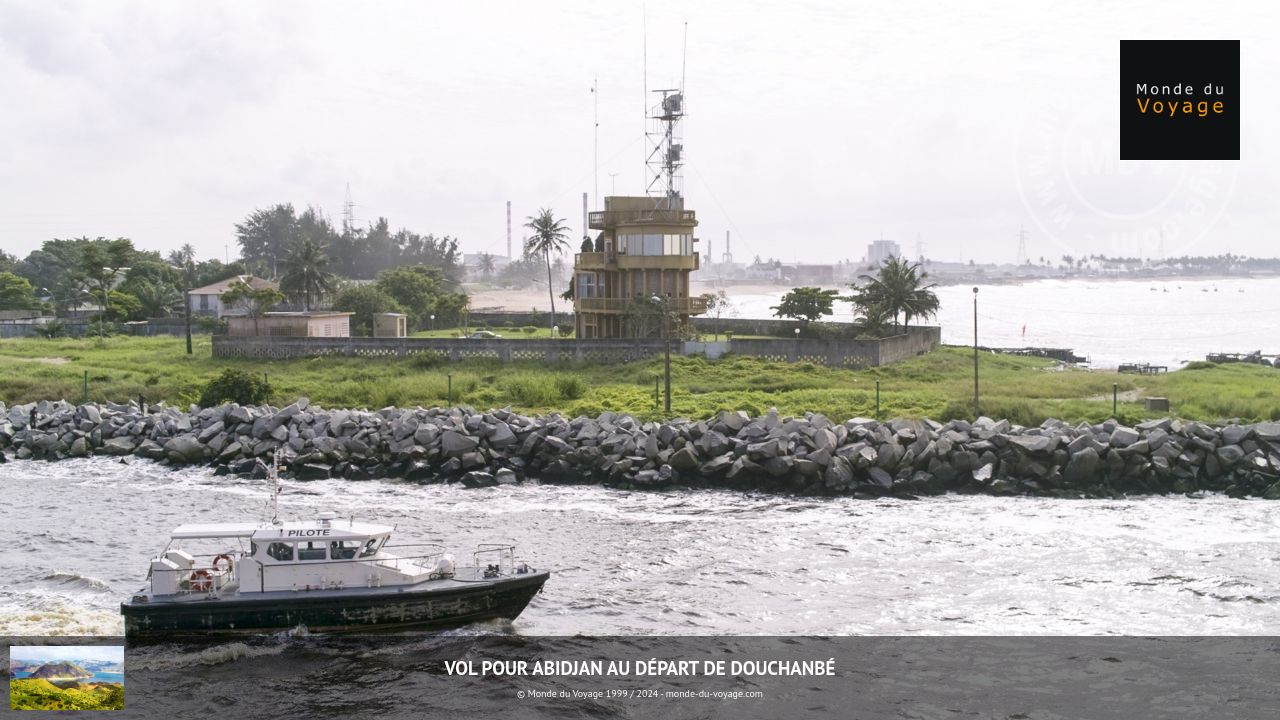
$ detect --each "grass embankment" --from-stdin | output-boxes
[0,336,1277,425]
[9,679,124,711]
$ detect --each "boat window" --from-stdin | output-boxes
[330,540,361,560]
[298,541,326,562]
[266,542,294,562]
[359,537,384,558]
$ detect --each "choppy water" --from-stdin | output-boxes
[728,276,1280,368]
[3,458,1280,637]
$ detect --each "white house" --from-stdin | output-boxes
[188,275,277,317]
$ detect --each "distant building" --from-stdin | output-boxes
[744,259,783,282]
[865,240,901,268]
[227,311,352,338]
[188,275,278,317]
[463,253,511,279]
[373,312,408,338]
[782,264,835,285]
[571,195,707,339]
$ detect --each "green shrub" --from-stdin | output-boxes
[555,375,587,400]
[194,315,227,334]
[522,326,538,335]
[31,320,66,339]
[85,320,119,337]
[1183,360,1216,370]
[199,368,272,407]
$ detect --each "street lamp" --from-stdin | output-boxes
[794,326,801,361]
[972,287,979,419]
[430,314,435,332]
[652,295,671,415]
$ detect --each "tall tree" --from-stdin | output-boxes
[279,236,335,310]
[523,208,571,332]
[374,265,466,329]
[700,290,732,340]
[477,252,496,278]
[771,287,839,326]
[221,280,284,335]
[0,272,38,310]
[131,280,182,318]
[167,243,196,268]
[235,204,297,278]
[846,256,939,331]
[0,250,15,273]
[78,238,135,336]
[332,283,403,336]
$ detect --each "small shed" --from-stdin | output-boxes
[227,312,353,338]
[374,313,408,338]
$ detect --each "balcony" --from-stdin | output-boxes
[574,253,700,271]
[575,296,710,315]
[588,209,697,229]
[575,252,608,270]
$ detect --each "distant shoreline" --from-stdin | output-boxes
[467,273,1280,312]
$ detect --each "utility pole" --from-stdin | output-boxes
[972,287,980,418]
[184,289,193,355]
[653,295,672,415]
[506,201,512,260]
[592,76,599,209]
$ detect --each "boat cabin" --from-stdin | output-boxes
[147,511,445,597]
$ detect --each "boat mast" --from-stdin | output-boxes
[269,449,283,526]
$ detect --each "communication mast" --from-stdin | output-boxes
[1016,225,1029,266]
[646,88,685,201]
[342,184,357,234]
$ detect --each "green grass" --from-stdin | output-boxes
[0,336,1277,425]
[9,679,124,711]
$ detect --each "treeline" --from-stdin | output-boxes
[0,237,244,318]
[235,203,463,284]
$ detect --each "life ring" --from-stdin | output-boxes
[189,569,213,593]
[213,554,234,572]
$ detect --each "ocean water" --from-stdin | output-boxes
[3,458,1280,638]
[11,670,124,684]
[725,276,1280,368]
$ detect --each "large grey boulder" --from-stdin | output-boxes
[163,435,205,462]
[441,430,479,457]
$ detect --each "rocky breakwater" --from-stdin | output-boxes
[3,399,1280,499]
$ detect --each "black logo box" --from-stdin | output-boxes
[1120,39,1239,160]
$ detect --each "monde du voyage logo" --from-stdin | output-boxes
[1120,40,1239,160]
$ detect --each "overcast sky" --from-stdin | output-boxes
[11,645,123,664]
[2,1,1276,265]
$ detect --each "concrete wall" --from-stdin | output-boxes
[213,336,675,363]
[212,327,941,368]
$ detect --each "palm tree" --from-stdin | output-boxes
[847,256,939,332]
[478,252,496,278]
[523,208,571,331]
[132,280,182,318]
[167,244,196,268]
[279,236,335,310]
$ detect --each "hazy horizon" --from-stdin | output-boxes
[3,1,1277,266]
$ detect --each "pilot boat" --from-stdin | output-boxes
[121,460,548,638]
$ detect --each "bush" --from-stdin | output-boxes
[522,326,538,335]
[1184,360,1217,370]
[555,375,587,400]
[31,320,66,339]
[85,320,119,337]
[195,316,228,334]
[200,368,272,407]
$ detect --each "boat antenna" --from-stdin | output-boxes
[270,449,283,526]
